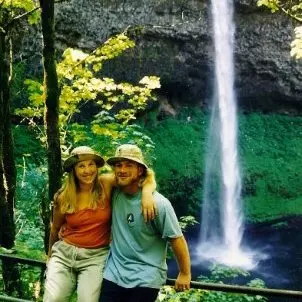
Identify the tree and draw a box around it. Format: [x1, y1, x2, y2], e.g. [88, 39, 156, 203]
[39, 0, 62, 254]
[0, 4, 14, 251]
[257, 0, 302, 58]
[17, 33, 160, 157]
[0, 0, 39, 296]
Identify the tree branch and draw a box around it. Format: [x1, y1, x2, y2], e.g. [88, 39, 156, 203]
[73, 25, 132, 68]
[280, 7, 302, 22]
[5, 0, 69, 30]
[6, 6, 40, 29]
[278, 1, 302, 23]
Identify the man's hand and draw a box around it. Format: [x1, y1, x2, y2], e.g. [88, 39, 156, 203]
[170, 236, 191, 291]
[174, 272, 191, 291]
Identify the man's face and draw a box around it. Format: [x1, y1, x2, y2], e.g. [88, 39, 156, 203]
[114, 160, 143, 188]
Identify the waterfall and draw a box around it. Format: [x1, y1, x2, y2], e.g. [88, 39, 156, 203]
[196, 0, 254, 268]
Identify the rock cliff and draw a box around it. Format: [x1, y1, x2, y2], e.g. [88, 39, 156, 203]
[22, 0, 302, 113]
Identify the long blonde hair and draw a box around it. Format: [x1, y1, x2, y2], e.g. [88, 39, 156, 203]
[59, 168, 105, 214]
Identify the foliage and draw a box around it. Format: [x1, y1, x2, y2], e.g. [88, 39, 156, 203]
[158, 265, 267, 302]
[257, 0, 302, 59]
[10, 62, 29, 110]
[1, 0, 40, 25]
[7, 161, 46, 300]
[13, 125, 45, 166]
[15, 33, 160, 156]
[257, 0, 302, 18]
[197, 264, 251, 284]
[2, 0, 36, 12]
[239, 113, 302, 221]
[257, 0, 279, 12]
[76, 113, 157, 164]
[178, 216, 199, 231]
[0, 264, 43, 301]
[15, 163, 47, 251]
[145, 111, 208, 218]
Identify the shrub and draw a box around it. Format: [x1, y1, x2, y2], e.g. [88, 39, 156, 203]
[158, 265, 267, 302]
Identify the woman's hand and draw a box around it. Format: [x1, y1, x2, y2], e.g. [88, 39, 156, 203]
[141, 194, 158, 222]
[141, 169, 157, 222]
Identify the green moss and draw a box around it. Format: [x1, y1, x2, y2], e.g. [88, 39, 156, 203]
[144, 110, 302, 223]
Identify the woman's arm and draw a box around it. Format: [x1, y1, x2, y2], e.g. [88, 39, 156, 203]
[141, 168, 157, 222]
[98, 173, 115, 201]
[99, 169, 157, 221]
[47, 195, 65, 259]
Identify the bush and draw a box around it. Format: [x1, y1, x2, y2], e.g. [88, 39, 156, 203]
[15, 164, 47, 252]
[158, 265, 267, 302]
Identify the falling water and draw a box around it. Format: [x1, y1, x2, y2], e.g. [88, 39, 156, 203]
[196, 0, 255, 268]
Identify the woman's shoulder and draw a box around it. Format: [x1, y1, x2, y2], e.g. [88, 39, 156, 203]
[53, 190, 64, 207]
[98, 172, 115, 186]
[99, 173, 115, 197]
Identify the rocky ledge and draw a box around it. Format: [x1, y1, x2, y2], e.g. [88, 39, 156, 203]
[21, 0, 302, 114]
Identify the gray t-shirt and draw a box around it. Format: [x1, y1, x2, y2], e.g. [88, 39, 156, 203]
[103, 188, 183, 288]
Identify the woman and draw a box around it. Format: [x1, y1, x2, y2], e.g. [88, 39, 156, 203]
[43, 146, 156, 302]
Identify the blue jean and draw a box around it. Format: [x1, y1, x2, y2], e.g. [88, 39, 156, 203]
[99, 279, 160, 302]
[44, 240, 109, 302]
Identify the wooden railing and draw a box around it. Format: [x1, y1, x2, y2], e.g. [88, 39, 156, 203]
[1, 253, 302, 301]
[166, 279, 302, 299]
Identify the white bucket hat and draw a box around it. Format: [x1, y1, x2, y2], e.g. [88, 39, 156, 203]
[106, 144, 148, 169]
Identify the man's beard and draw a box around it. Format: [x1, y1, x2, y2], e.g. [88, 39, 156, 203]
[116, 175, 139, 187]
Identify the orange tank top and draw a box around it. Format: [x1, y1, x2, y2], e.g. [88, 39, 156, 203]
[59, 200, 111, 248]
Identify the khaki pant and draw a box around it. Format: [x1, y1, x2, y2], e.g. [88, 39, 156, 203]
[43, 240, 109, 302]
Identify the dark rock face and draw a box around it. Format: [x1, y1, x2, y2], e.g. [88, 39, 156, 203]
[24, 0, 302, 113]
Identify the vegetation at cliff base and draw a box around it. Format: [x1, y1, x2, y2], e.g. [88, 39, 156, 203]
[144, 110, 302, 222]
[158, 265, 267, 302]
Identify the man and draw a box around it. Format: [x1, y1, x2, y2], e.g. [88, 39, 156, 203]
[99, 144, 191, 302]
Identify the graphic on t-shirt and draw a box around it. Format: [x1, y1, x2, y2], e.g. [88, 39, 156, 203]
[127, 213, 134, 225]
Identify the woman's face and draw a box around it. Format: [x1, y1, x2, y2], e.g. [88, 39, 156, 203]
[74, 160, 98, 185]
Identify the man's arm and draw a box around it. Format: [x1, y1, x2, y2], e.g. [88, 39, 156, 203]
[170, 236, 191, 291]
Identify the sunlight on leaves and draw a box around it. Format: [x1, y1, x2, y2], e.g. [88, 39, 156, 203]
[257, 0, 279, 13]
[16, 33, 160, 152]
[2, 0, 40, 24]
[291, 26, 302, 59]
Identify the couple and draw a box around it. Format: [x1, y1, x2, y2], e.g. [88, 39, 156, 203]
[43, 144, 191, 302]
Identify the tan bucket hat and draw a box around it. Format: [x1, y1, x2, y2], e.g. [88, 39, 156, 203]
[107, 144, 148, 169]
[63, 146, 105, 172]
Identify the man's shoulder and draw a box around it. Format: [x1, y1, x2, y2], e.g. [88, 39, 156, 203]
[153, 191, 167, 200]
[153, 191, 171, 207]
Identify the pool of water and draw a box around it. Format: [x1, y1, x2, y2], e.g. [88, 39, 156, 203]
[168, 216, 302, 294]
